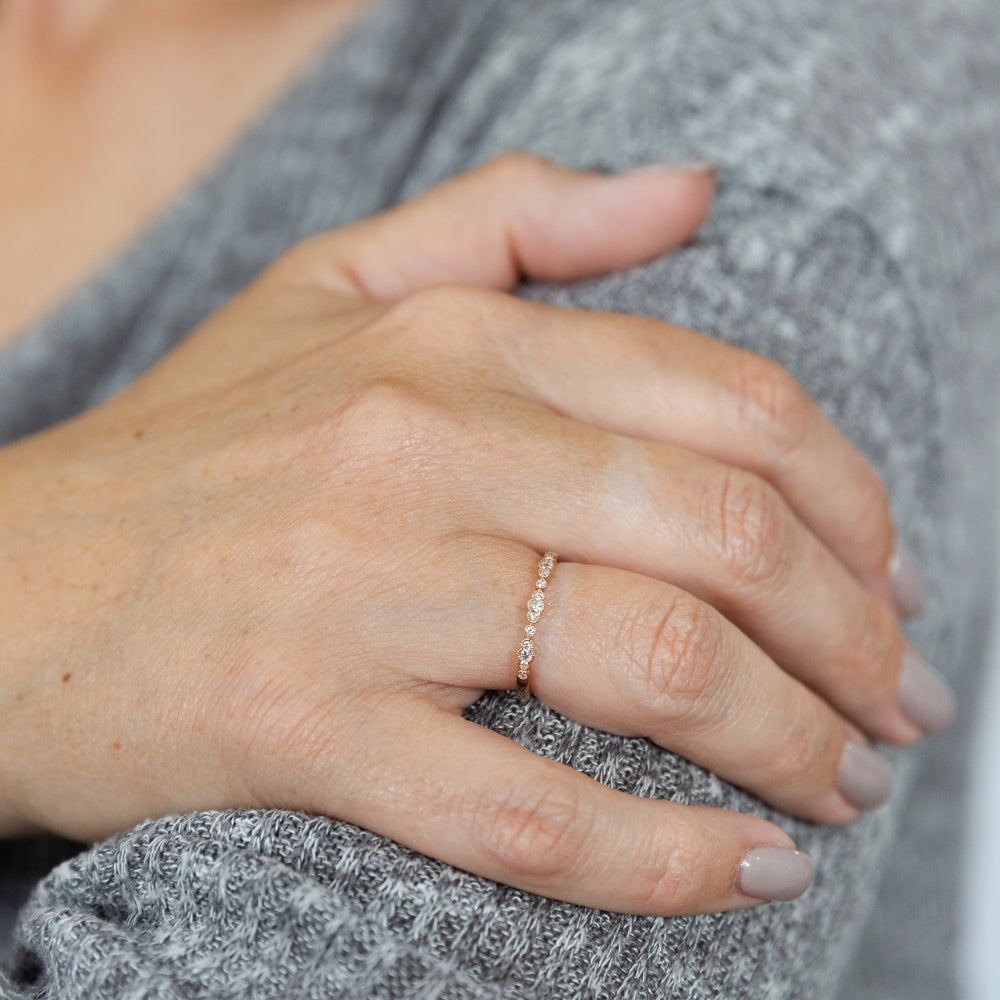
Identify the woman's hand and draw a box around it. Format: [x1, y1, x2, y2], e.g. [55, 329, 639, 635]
[0, 155, 951, 914]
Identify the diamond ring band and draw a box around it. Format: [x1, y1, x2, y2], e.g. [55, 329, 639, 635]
[515, 552, 557, 700]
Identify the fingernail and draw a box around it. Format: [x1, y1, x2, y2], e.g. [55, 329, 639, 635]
[836, 741, 894, 811]
[737, 846, 813, 902]
[625, 160, 718, 180]
[897, 650, 956, 735]
[889, 544, 925, 619]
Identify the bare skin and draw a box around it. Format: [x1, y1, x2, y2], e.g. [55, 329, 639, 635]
[0, 0, 372, 346]
[0, 153, 947, 914]
[0, 1, 952, 917]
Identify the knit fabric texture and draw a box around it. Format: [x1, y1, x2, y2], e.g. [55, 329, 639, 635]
[1, 0, 998, 996]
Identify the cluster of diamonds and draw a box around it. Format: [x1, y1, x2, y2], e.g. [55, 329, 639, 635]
[516, 552, 557, 699]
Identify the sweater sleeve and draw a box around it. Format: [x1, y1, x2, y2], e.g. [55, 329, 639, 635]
[4, 0, 999, 997]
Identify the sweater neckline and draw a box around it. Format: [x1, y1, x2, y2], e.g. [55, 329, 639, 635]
[3, 0, 389, 358]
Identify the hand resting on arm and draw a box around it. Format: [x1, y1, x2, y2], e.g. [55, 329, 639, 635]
[0, 155, 951, 915]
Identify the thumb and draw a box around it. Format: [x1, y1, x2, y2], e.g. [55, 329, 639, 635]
[293, 153, 716, 301]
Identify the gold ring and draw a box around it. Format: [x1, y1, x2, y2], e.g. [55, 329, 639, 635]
[516, 552, 557, 700]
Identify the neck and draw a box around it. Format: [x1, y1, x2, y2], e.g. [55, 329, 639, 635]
[0, 0, 372, 346]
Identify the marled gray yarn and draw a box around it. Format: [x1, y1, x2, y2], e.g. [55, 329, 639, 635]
[1, 0, 998, 996]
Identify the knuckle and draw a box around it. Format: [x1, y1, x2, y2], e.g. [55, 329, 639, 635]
[838, 597, 902, 706]
[707, 468, 793, 590]
[379, 282, 510, 355]
[382, 282, 482, 328]
[470, 777, 590, 880]
[633, 827, 706, 912]
[767, 709, 843, 793]
[619, 595, 725, 720]
[334, 376, 454, 464]
[845, 458, 895, 564]
[734, 355, 811, 466]
[479, 151, 553, 188]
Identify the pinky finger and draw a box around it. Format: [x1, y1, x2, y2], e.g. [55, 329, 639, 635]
[323, 698, 812, 915]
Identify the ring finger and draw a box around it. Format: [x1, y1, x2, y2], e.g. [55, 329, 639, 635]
[427, 541, 893, 825]
[434, 400, 929, 744]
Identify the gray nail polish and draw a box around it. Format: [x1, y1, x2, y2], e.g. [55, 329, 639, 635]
[737, 847, 813, 902]
[897, 650, 956, 734]
[889, 545, 925, 619]
[836, 741, 894, 811]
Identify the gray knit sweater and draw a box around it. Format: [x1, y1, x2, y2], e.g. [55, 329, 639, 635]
[1, 0, 999, 997]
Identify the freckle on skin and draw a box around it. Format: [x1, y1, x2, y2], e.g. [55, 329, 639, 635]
[111, 741, 122, 751]
[133, 429, 145, 439]
[62, 673, 72, 683]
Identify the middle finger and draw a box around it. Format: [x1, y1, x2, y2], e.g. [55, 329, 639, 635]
[448, 398, 924, 745]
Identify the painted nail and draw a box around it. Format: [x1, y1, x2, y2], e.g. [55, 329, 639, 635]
[897, 650, 956, 735]
[737, 847, 813, 902]
[625, 160, 718, 180]
[836, 741, 894, 811]
[889, 544, 925, 619]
